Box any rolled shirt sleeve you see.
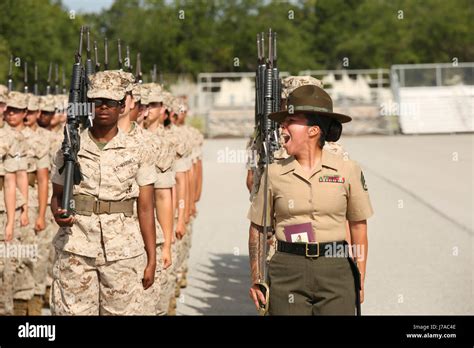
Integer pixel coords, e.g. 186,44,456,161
346,160,374,221
136,144,158,186
173,156,192,173
51,149,65,186
37,154,50,170
154,170,176,189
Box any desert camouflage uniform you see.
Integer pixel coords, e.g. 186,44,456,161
40,94,62,307
162,97,193,313
22,95,52,314
50,71,158,315
0,117,28,315
177,122,202,290
1,92,37,314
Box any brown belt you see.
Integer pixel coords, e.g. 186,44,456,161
27,172,37,187
73,194,135,217
0,176,4,191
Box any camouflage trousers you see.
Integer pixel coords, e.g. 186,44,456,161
157,239,178,314
51,248,153,316
176,218,193,284
1,206,36,312
32,208,54,296
13,206,36,301
46,209,58,287
0,210,22,315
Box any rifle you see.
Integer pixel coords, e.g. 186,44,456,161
94,40,100,71
151,64,157,83
62,66,66,94
23,61,28,94
7,55,13,91
85,27,95,78
126,45,132,72
54,63,59,95
135,53,142,84
46,62,52,95
252,28,281,316
117,39,123,70
104,37,109,70
34,63,38,95
60,26,88,218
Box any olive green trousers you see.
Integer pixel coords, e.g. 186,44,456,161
268,251,357,315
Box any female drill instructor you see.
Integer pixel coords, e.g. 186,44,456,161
248,85,374,315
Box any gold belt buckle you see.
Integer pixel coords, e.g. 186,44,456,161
305,242,319,258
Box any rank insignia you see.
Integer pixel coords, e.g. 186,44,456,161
319,175,345,183
361,171,368,191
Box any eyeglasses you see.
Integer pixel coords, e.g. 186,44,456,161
5,106,26,114
90,98,123,108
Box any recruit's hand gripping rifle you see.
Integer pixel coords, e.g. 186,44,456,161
252,29,281,316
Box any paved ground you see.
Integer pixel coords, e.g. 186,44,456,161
177,134,473,315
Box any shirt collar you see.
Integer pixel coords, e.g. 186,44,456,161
280,149,342,177
82,127,127,154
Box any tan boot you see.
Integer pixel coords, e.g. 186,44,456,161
179,273,187,288
175,283,181,298
13,300,29,316
28,295,43,316
167,298,176,315
43,286,51,309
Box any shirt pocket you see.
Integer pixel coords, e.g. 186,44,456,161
113,156,139,183
77,153,98,180
314,182,347,214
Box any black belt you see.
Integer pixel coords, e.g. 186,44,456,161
276,240,347,258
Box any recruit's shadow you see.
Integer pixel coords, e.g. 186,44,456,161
178,253,257,315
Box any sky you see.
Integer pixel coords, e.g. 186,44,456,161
62,0,115,13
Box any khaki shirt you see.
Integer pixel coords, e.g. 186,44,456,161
52,128,158,261
247,150,373,243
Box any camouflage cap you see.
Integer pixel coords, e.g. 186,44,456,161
114,70,135,93
281,76,323,99
162,91,174,110
147,84,164,103
139,83,153,105
87,71,127,101
27,93,40,111
53,94,68,113
172,98,186,114
0,84,8,103
6,91,28,109
131,83,141,102
39,94,57,112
